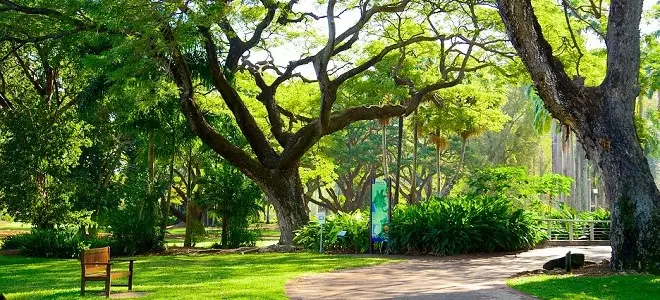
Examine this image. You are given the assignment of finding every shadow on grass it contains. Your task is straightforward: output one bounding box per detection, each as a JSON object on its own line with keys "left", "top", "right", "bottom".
{"left": 508, "top": 274, "right": 660, "bottom": 300}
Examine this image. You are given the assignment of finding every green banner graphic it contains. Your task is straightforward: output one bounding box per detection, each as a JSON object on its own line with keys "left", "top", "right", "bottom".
{"left": 371, "top": 178, "right": 389, "bottom": 242}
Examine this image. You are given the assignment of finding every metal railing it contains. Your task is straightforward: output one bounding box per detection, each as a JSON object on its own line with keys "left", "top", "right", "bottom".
{"left": 540, "top": 219, "right": 610, "bottom": 241}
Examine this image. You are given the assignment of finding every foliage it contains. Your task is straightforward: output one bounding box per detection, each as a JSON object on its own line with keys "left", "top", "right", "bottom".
{"left": 1, "top": 228, "right": 87, "bottom": 258}
{"left": 294, "top": 210, "right": 371, "bottom": 253}
{"left": 199, "top": 160, "right": 263, "bottom": 249}
{"left": 108, "top": 204, "right": 164, "bottom": 256}
{"left": 0, "top": 253, "right": 391, "bottom": 300}
{"left": 0, "top": 104, "right": 91, "bottom": 228}
{"left": 388, "top": 196, "right": 546, "bottom": 255}
{"left": 636, "top": 109, "right": 660, "bottom": 158}
{"left": 471, "top": 87, "right": 552, "bottom": 173}
{"left": 465, "top": 167, "right": 572, "bottom": 206}
{"left": 107, "top": 168, "right": 164, "bottom": 255}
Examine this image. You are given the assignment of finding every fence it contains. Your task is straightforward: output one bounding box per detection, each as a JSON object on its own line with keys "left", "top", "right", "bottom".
{"left": 540, "top": 219, "right": 610, "bottom": 242}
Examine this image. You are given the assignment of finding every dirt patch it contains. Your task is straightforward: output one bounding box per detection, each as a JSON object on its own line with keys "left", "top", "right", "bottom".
{"left": 0, "top": 229, "right": 28, "bottom": 237}
{"left": 510, "top": 260, "right": 618, "bottom": 278}
{"left": 0, "top": 249, "right": 21, "bottom": 255}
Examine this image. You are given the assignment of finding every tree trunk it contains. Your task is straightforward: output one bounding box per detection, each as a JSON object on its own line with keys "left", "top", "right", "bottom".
{"left": 392, "top": 116, "right": 403, "bottom": 206}
{"left": 497, "top": 0, "right": 660, "bottom": 271}
{"left": 410, "top": 110, "right": 418, "bottom": 204}
{"left": 436, "top": 130, "right": 441, "bottom": 197}
{"left": 221, "top": 214, "right": 229, "bottom": 248}
{"left": 393, "top": 115, "right": 404, "bottom": 206}
{"left": 441, "top": 136, "right": 467, "bottom": 197}
{"left": 184, "top": 148, "right": 193, "bottom": 247}
{"left": 583, "top": 109, "right": 660, "bottom": 271}
{"left": 148, "top": 131, "right": 155, "bottom": 192}
{"left": 261, "top": 167, "right": 309, "bottom": 245}
{"left": 381, "top": 122, "right": 389, "bottom": 181}
{"left": 161, "top": 145, "right": 176, "bottom": 233}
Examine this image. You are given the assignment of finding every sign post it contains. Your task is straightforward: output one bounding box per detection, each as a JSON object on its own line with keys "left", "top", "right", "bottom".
{"left": 370, "top": 178, "right": 390, "bottom": 253}
{"left": 318, "top": 211, "right": 326, "bottom": 253}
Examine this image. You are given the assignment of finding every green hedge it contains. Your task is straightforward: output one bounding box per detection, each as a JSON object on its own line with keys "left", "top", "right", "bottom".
{"left": 294, "top": 196, "right": 546, "bottom": 255}
{"left": 0, "top": 228, "right": 142, "bottom": 258}
{"left": 388, "top": 196, "right": 546, "bottom": 255}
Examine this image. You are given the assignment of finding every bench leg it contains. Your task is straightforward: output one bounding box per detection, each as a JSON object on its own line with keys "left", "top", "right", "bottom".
{"left": 105, "top": 264, "right": 111, "bottom": 298}
{"left": 128, "top": 261, "right": 134, "bottom": 291}
{"left": 81, "top": 278, "right": 86, "bottom": 296}
{"left": 105, "top": 277, "right": 111, "bottom": 298}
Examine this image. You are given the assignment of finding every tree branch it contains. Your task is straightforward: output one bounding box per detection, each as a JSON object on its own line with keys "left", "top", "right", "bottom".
{"left": 496, "top": 0, "right": 578, "bottom": 125}
{"left": 199, "top": 27, "right": 280, "bottom": 167}
{"left": 164, "top": 26, "right": 268, "bottom": 181}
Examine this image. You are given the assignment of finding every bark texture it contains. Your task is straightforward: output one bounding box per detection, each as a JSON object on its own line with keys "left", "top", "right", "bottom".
{"left": 497, "top": 0, "right": 660, "bottom": 271}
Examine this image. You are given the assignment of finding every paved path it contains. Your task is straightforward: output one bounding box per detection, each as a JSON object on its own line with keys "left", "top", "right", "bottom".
{"left": 286, "top": 246, "right": 611, "bottom": 300}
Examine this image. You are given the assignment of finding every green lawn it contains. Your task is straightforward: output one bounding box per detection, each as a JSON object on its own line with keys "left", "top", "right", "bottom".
{"left": 0, "top": 253, "right": 390, "bottom": 299}
{"left": 0, "top": 221, "right": 31, "bottom": 231}
{"left": 507, "top": 274, "right": 660, "bottom": 300}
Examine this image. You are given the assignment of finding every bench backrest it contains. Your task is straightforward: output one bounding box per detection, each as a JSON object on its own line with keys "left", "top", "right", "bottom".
{"left": 81, "top": 247, "right": 110, "bottom": 274}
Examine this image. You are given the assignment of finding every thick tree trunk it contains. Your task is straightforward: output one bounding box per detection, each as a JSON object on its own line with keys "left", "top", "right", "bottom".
{"left": 579, "top": 107, "right": 660, "bottom": 271}
{"left": 260, "top": 167, "right": 309, "bottom": 245}
{"left": 496, "top": 0, "right": 660, "bottom": 272}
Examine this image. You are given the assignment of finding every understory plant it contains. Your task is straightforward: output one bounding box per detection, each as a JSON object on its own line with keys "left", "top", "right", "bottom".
{"left": 388, "top": 196, "right": 546, "bottom": 255}
{"left": 1, "top": 228, "right": 88, "bottom": 258}
{"left": 294, "top": 210, "right": 370, "bottom": 253}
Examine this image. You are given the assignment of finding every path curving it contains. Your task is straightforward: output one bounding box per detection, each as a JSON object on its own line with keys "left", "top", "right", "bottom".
{"left": 286, "top": 246, "right": 611, "bottom": 300}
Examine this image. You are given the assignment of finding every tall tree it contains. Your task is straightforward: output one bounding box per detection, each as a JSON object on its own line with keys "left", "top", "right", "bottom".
{"left": 0, "top": 0, "right": 510, "bottom": 243}
{"left": 496, "top": 0, "right": 660, "bottom": 271}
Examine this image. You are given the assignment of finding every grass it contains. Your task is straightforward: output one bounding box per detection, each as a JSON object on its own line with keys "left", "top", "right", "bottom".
{"left": 163, "top": 224, "right": 280, "bottom": 248}
{"left": 0, "top": 221, "right": 31, "bottom": 231}
{"left": 0, "top": 253, "right": 391, "bottom": 299}
{"left": 507, "top": 274, "right": 660, "bottom": 300}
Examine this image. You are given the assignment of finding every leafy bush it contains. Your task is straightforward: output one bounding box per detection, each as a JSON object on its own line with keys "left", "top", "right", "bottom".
{"left": 199, "top": 162, "right": 264, "bottom": 249}
{"left": 294, "top": 210, "right": 370, "bottom": 253}
{"left": 388, "top": 196, "right": 546, "bottom": 255}
{"left": 466, "top": 167, "right": 572, "bottom": 206}
{"left": 1, "top": 228, "right": 87, "bottom": 258}
{"left": 108, "top": 206, "right": 164, "bottom": 256}
{"left": 210, "top": 228, "right": 261, "bottom": 249}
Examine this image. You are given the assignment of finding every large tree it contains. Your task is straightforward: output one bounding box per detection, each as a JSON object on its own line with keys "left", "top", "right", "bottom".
{"left": 496, "top": 0, "right": 660, "bottom": 271}
{"left": 0, "top": 0, "right": 507, "bottom": 243}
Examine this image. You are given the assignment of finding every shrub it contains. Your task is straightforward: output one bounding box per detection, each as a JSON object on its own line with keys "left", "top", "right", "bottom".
{"left": 210, "top": 228, "right": 260, "bottom": 249}
{"left": 1, "top": 228, "right": 87, "bottom": 258}
{"left": 294, "top": 210, "right": 370, "bottom": 253}
{"left": 199, "top": 162, "right": 264, "bottom": 249}
{"left": 108, "top": 206, "right": 164, "bottom": 256}
{"left": 388, "top": 196, "right": 546, "bottom": 255}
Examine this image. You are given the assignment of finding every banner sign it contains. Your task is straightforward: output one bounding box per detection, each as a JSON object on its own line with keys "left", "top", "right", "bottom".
{"left": 370, "top": 178, "right": 390, "bottom": 242}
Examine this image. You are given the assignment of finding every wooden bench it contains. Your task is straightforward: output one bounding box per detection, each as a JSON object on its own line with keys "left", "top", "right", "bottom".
{"left": 80, "top": 247, "right": 135, "bottom": 298}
